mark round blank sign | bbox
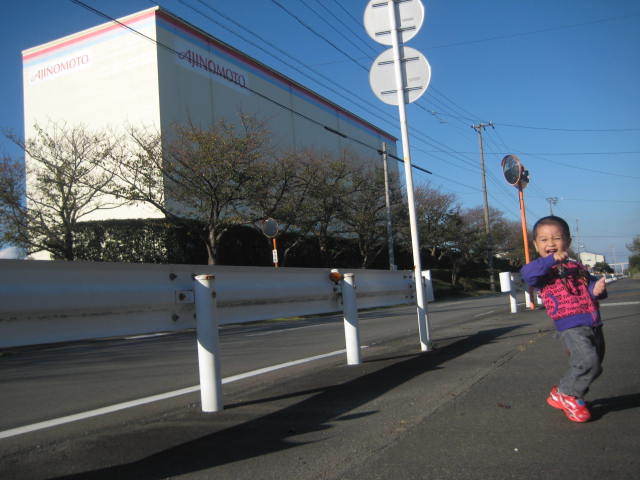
[369,46,431,105]
[364,0,425,46]
[261,218,279,238]
[501,154,523,186]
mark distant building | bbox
[579,252,605,269]
[22,6,397,223]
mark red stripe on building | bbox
[22,7,396,142]
[156,10,396,141]
[22,10,156,62]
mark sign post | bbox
[365,0,432,351]
[260,218,280,268]
[501,154,535,309]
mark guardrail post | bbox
[194,274,223,412]
[509,274,520,313]
[499,272,518,314]
[341,273,361,365]
[524,289,533,310]
[421,270,435,302]
[535,289,543,306]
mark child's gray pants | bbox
[558,325,605,398]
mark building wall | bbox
[579,252,605,268]
[153,9,395,159]
[22,7,397,224]
[22,8,164,221]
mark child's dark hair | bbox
[532,215,571,239]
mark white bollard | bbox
[499,271,512,293]
[524,289,533,310]
[341,273,361,365]
[508,274,519,313]
[194,274,223,412]
[421,270,435,303]
[499,272,518,314]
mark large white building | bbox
[579,252,605,269]
[22,6,397,222]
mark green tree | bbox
[447,209,483,286]
[245,150,315,266]
[338,160,393,269]
[105,115,273,264]
[294,150,352,267]
[1,123,122,260]
[408,183,461,261]
[593,262,614,274]
[627,235,640,254]
[626,235,640,274]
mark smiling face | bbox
[533,223,571,258]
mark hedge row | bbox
[71,219,513,293]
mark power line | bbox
[180,0,476,182]
[170,1,442,177]
[270,0,370,72]
[493,122,640,132]
[267,2,639,140]
[310,0,377,55]
[429,86,484,123]
[262,2,531,221]
[67,1,430,175]
[525,153,640,180]
[427,12,640,50]
[297,0,374,60]
[174,0,398,127]
[481,128,640,181]
[409,150,640,156]
[528,196,640,204]
[270,0,480,133]
[266,0,519,184]
[329,0,365,31]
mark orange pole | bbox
[272,237,279,268]
[518,186,531,263]
[518,185,535,309]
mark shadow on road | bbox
[52,325,525,480]
[590,392,640,420]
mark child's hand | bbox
[593,276,607,297]
[553,251,568,262]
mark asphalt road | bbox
[1,279,638,479]
[0,293,510,432]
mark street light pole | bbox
[381,142,397,270]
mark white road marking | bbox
[516,301,638,308]
[601,301,639,307]
[124,333,172,340]
[245,323,329,337]
[0,349,350,440]
[473,310,496,318]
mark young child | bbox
[520,215,607,422]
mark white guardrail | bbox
[0,259,431,412]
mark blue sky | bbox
[1,0,639,265]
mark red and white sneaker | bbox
[546,386,591,422]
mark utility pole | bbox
[575,219,582,259]
[546,197,558,215]
[381,142,397,270]
[472,122,495,292]
[611,245,616,273]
